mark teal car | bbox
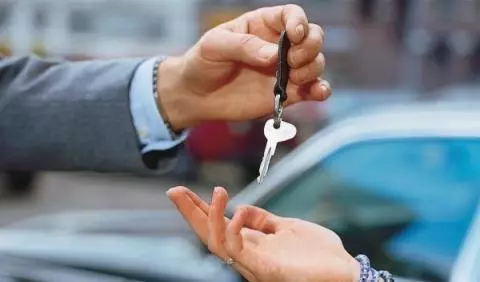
[229,101,480,282]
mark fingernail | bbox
[320,79,331,89]
[166,188,173,197]
[296,25,305,38]
[320,80,332,98]
[214,186,221,195]
[258,44,277,60]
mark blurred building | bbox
[410,0,480,91]
[0,0,200,59]
[1,0,478,89]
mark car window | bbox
[263,138,480,282]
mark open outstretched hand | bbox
[167,186,360,282]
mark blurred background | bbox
[0,0,480,281]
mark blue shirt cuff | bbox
[129,57,188,154]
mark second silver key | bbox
[257,119,297,183]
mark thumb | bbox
[200,29,278,67]
[225,208,262,272]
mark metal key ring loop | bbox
[273,94,283,129]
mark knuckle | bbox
[285,3,302,13]
[198,31,216,56]
[199,30,213,47]
[239,34,256,47]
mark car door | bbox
[257,137,480,282]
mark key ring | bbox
[273,94,283,128]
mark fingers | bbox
[200,28,278,67]
[235,205,280,234]
[225,207,247,255]
[286,78,331,104]
[259,5,309,44]
[169,187,259,281]
[225,206,271,272]
[166,186,209,244]
[288,24,324,68]
[206,187,260,257]
[205,5,326,80]
[184,188,210,214]
[309,79,332,101]
[208,187,229,259]
[206,188,259,282]
[289,53,325,85]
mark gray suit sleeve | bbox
[0,56,176,172]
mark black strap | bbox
[273,31,291,102]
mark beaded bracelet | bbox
[152,58,181,140]
[355,255,394,282]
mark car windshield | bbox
[263,138,480,282]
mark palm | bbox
[203,69,275,119]
[184,32,279,120]
[241,220,353,282]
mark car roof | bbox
[228,100,480,211]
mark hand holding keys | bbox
[257,31,297,183]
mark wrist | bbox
[155,56,200,131]
[348,256,361,282]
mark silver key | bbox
[257,119,297,183]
